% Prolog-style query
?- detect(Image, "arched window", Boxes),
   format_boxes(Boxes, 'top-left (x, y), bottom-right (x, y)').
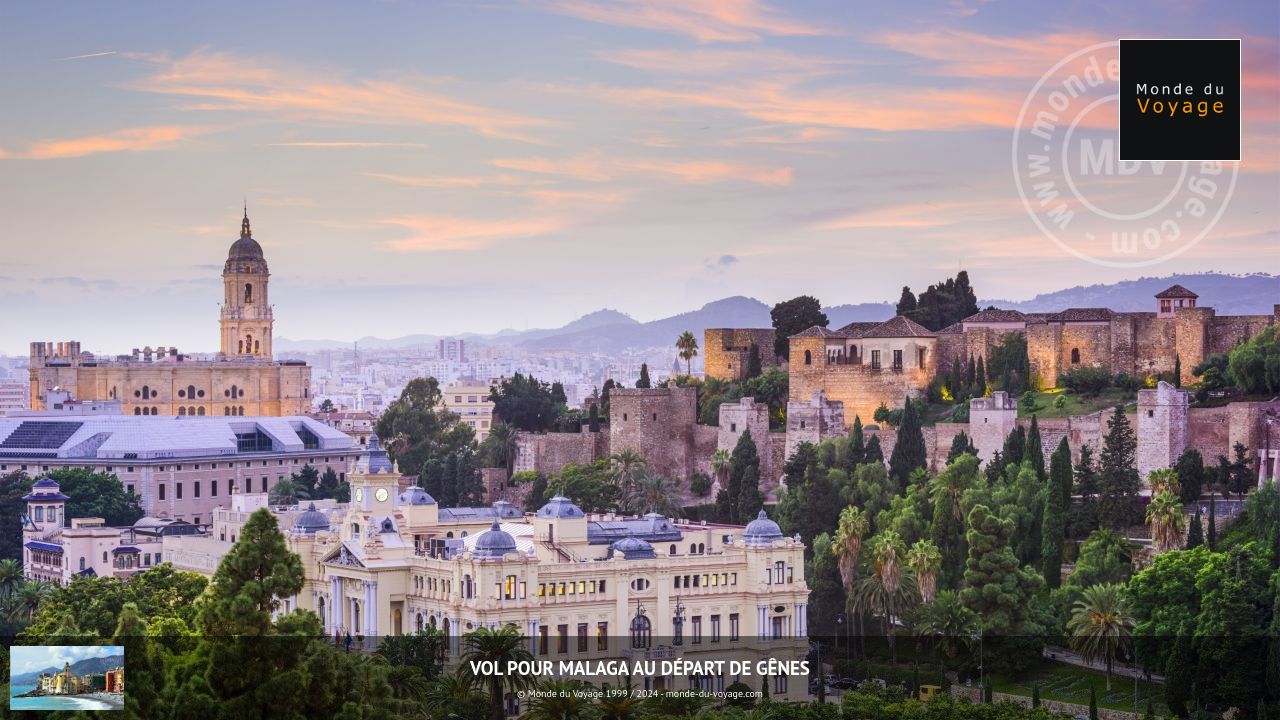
top-left (142, 385), bottom-right (150, 399)
top-left (698, 543), bottom-right (705, 554)
top-left (178, 407), bottom-right (186, 416)
top-left (254, 339), bottom-right (260, 354)
top-left (630, 613), bottom-right (652, 649)
top-left (244, 283), bottom-right (253, 303)
top-left (197, 407), bottom-right (205, 416)
top-left (134, 407), bottom-right (142, 416)
top-left (463, 575), bottom-right (474, 599)
top-left (34, 507), bottom-right (43, 522)
top-left (79, 557), bottom-right (85, 571)
top-left (245, 334), bottom-right (254, 354)
top-left (102, 551), bottom-right (108, 563)
top-left (1071, 348), bottom-right (1081, 364)
top-left (187, 385), bottom-right (196, 400)
top-left (670, 544), bottom-right (677, 556)
top-left (803, 350), bottom-right (812, 365)
top-left (188, 406), bottom-right (196, 416)
top-left (416, 614), bottom-right (423, 633)
top-left (238, 340), bottom-right (244, 353)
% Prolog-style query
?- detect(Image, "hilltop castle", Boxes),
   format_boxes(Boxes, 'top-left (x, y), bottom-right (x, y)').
top-left (27, 209), bottom-right (312, 416)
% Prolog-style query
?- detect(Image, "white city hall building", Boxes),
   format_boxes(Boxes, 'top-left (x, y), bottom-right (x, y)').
top-left (164, 435), bottom-right (812, 702)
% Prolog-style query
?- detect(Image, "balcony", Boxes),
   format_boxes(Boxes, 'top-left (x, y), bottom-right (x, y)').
top-left (623, 644), bottom-right (678, 661)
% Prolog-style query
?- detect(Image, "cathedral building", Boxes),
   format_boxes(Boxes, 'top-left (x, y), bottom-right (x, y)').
top-left (27, 209), bottom-right (312, 417)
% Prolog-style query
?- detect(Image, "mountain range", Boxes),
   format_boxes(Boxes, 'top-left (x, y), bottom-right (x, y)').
top-left (274, 273), bottom-right (1278, 354)
top-left (11, 654), bottom-right (125, 685)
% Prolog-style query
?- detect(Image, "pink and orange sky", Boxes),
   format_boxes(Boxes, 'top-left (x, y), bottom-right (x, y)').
top-left (1, 0), bottom-right (1277, 354)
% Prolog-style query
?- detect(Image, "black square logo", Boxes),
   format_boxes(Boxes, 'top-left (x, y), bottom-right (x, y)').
top-left (1119, 39), bottom-right (1240, 161)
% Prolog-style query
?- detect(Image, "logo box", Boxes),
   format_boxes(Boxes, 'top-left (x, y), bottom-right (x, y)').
top-left (1119, 39), bottom-right (1241, 161)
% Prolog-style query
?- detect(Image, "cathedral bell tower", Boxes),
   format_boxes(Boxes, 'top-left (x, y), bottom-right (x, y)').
top-left (220, 206), bottom-right (274, 358)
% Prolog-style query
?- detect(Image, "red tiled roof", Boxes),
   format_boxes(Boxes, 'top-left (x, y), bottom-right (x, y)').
top-left (1155, 284), bottom-right (1198, 299)
top-left (790, 325), bottom-right (843, 339)
top-left (862, 315), bottom-right (936, 338)
top-left (962, 308), bottom-right (1028, 324)
top-left (835, 321), bottom-right (882, 338)
top-left (1046, 308), bottom-right (1116, 323)
top-left (937, 322), bottom-right (964, 334)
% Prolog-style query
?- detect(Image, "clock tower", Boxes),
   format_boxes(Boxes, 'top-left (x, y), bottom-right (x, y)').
top-left (347, 433), bottom-right (399, 526)
top-left (220, 206), bottom-right (274, 358)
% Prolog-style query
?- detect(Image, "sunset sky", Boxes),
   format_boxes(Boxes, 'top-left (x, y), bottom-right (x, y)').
top-left (1, 0), bottom-right (1277, 354)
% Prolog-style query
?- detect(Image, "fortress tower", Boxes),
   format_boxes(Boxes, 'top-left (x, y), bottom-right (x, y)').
top-left (1137, 380), bottom-right (1190, 489)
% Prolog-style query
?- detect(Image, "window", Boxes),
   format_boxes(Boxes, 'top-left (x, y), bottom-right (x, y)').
top-left (33, 507), bottom-right (43, 522)
top-left (557, 625), bottom-right (568, 654)
top-left (730, 614), bottom-right (740, 641)
top-left (871, 350), bottom-right (881, 369)
top-left (892, 349), bottom-right (903, 369)
top-left (630, 613), bottom-right (651, 649)
top-left (773, 676), bottom-right (788, 695)
top-left (803, 350), bottom-right (812, 365)
top-left (597, 622), bottom-right (608, 651)
top-left (126, 484), bottom-right (134, 495)
top-left (730, 423), bottom-right (736, 432)
top-left (176, 483), bottom-right (183, 500)
top-left (539, 626), bottom-right (549, 655)
top-left (262, 477), bottom-right (268, 492)
top-left (577, 623), bottom-right (588, 652)
top-left (1071, 347), bottom-right (1081, 364)
top-left (711, 615), bottom-right (721, 642)
top-left (211, 481), bottom-right (217, 497)
top-left (692, 616), bottom-right (702, 644)
top-left (159, 484), bottom-right (166, 501)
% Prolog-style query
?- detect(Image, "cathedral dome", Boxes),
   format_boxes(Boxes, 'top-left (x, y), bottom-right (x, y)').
top-left (225, 209), bottom-right (267, 269)
top-left (742, 510), bottom-right (783, 547)
top-left (473, 520), bottom-right (518, 559)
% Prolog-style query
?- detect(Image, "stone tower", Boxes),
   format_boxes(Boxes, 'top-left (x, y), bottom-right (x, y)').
top-left (1137, 380), bottom-right (1189, 489)
top-left (969, 391), bottom-right (1018, 468)
top-left (220, 206), bottom-right (274, 358)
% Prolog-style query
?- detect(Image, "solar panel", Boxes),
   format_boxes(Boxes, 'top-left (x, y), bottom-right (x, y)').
top-left (0, 421), bottom-right (84, 450)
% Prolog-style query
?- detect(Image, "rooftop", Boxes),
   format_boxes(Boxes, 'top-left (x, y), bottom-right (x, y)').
top-left (1155, 284), bottom-right (1199, 299)
top-left (861, 315), bottom-right (936, 339)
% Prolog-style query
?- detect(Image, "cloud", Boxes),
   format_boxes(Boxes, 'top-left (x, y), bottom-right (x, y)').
top-left (362, 171), bottom-right (549, 188)
top-left (717, 254), bottom-right (738, 266)
top-left (814, 199), bottom-right (1024, 230)
top-left (492, 150), bottom-right (792, 185)
top-left (871, 29), bottom-right (1107, 79)
top-left (56, 50), bottom-right (117, 61)
top-left (264, 141), bottom-right (428, 149)
top-left (379, 214), bottom-right (570, 252)
top-left (10, 125), bottom-right (208, 160)
top-left (123, 48), bottom-right (552, 142)
top-left (597, 47), bottom-right (854, 77)
top-left (539, 0), bottom-right (836, 43)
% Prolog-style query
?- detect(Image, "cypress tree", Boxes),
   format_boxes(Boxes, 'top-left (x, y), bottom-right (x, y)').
top-left (728, 429), bottom-right (760, 524)
top-left (588, 403), bottom-right (600, 432)
top-left (1097, 406), bottom-right (1140, 530)
top-left (746, 343), bottom-right (763, 379)
top-left (1041, 437), bottom-right (1071, 588)
top-left (889, 398), bottom-right (927, 491)
top-left (636, 363), bottom-right (651, 389)
top-left (738, 465), bottom-right (763, 521)
top-left (967, 354), bottom-right (976, 390)
top-left (1207, 495), bottom-right (1217, 549)
top-left (951, 356), bottom-right (964, 398)
top-left (865, 434), bottom-right (884, 464)
top-left (1174, 356), bottom-right (1182, 388)
top-left (1003, 426), bottom-right (1026, 471)
top-left (975, 356), bottom-right (987, 396)
top-left (985, 450), bottom-right (1005, 485)
top-left (1185, 509), bottom-right (1203, 549)
top-left (947, 431), bottom-right (977, 464)
top-left (1025, 415), bottom-right (1045, 480)
top-left (847, 416), bottom-right (866, 469)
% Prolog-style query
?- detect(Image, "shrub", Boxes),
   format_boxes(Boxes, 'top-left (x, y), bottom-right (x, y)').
top-left (1114, 373), bottom-right (1142, 392)
top-left (1053, 395), bottom-right (1067, 410)
top-left (1059, 366), bottom-right (1113, 396)
top-left (690, 473), bottom-right (712, 497)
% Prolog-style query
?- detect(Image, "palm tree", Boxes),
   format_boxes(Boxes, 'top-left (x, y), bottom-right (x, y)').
top-left (912, 590), bottom-right (978, 661)
top-left (676, 331), bottom-right (699, 376)
top-left (487, 421), bottom-right (519, 475)
top-left (460, 625), bottom-right (536, 720)
top-left (609, 450), bottom-right (647, 493)
top-left (1145, 490), bottom-right (1186, 553)
top-left (9, 580), bottom-right (54, 622)
top-left (624, 473), bottom-right (684, 517)
top-left (711, 449), bottom-right (732, 493)
top-left (832, 506), bottom-right (869, 588)
top-left (1067, 583), bottom-right (1134, 691)
top-left (870, 530), bottom-right (905, 594)
top-left (906, 539), bottom-right (942, 603)
top-left (0, 559), bottom-right (22, 600)
top-left (598, 693), bottom-right (639, 720)
top-left (1146, 468), bottom-right (1181, 497)
top-left (424, 673), bottom-right (487, 717)
top-left (525, 678), bottom-right (594, 720)
top-left (851, 530), bottom-right (919, 659)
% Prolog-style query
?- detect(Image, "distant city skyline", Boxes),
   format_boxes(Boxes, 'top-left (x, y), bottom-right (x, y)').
top-left (1, 1), bottom-right (1276, 356)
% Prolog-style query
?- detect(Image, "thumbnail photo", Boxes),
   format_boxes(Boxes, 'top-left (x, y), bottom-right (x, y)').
top-left (9, 646), bottom-right (124, 711)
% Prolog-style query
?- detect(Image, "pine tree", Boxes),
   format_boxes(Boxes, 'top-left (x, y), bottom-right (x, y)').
top-left (889, 399), bottom-right (927, 491)
top-left (746, 343), bottom-right (763, 379)
top-left (961, 505), bottom-right (1042, 637)
top-left (847, 416), bottom-right (866, 469)
top-left (1185, 509), bottom-right (1203, 548)
top-left (1207, 495), bottom-right (1217, 549)
top-left (1041, 438), bottom-right (1071, 588)
top-left (1025, 415), bottom-right (1045, 480)
top-left (897, 286), bottom-right (918, 314)
top-left (636, 364), bottom-right (651, 389)
top-left (865, 434), bottom-right (884, 464)
top-left (1097, 406), bottom-right (1140, 530)
top-left (1003, 426), bottom-right (1026, 471)
top-left (947, 431), bottom-right (977, 464)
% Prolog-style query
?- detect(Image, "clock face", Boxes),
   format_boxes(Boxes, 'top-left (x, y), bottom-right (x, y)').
top-left (355, 488), bottom-right (364, 502)
top-left (375, 488), bottom-right (389, 503)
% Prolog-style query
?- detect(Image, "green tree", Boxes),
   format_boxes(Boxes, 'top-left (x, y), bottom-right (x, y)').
top-left (727, 429), bottom-right (760, 524)
top-left (377, 377), bottom-right (476, 475)
top-left (636, 363), bottom-right (652, 389)
top-left (851, 530), bottom-right (918, 655)
top-left (865, 434), bottom-right (884, 464)
top-left (588, 403), bottom-right (600, 433)
top-left (487, 373), bottom-right (565, 433)
top-left (1174, 447), bottom-right (1204, 504)
top-left (906, 539), bottom-right (941, 603)
top-left (1185, 508), bottom-right (1203, 549)
top-left (960, 504), bottom-right (1044, 671)
top-left (44, 467), bottom-right (145, 527)
top-left (988, 332), bottom-right (1032, 395)
top-left (1067, 584), bottom-right (1133, 690)
top-left (1041, 438), bottom-right (1071, 588)
top-left (1227, 324), bottom-right (1280, 394)
top-left (318, 398), bottom-right (336, 413)
top-left (315, 467), bottom-right (344, 500)
top-left (898, 272), bottom-right (979, 331)
top-left (889, 397), bottom-right (927, 491)
top-left (1145, 490), bottom-right (1186, 553)
top-left (269, 477), bottom-right (308, 505)
top-left (676, 331), bottom-right (699, 376)
top-left (1097, 406), bottom-right (1140, 530)
top-left (833, 506), bottom-right (869, 590)
top-left (947, 431), bottom-right (977, 464)
top-left (896, 286), bottom-right (918, 315)
top-left (1025, 416), bottom-right (1045, 479)
top-left (929, 454), bottom-right (982, 590)
top-left (1206, 494), bottom-right (1217, 550)
top-left (770, 295), bottom-right (828, 359)
top-left (1002, 426), bottom-right (1026, 472)
top-left (1067, 529), bottom-right (1134, 588)
top-left (460, 625), bottom-right (536, 720)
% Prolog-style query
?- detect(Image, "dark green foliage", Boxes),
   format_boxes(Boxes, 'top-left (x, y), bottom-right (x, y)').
top-left (22, 563), bottom-right (207, 639)
top-left (947, 431), bottom-right (977, 464)
top-left (1174, 356), bottom-right (1182, 388)
top-left (896, 286), bottom-right (917, 314)
top-left (588, 403), bottom-right (600, 432)
top-left (738, 464), bottom-right (763, 521)
top-left (770, 295), bottom-right (828, 358)
top-left (897, 271), bottom-right (979, 331)
top-left (1088, 688), bottom-right (1098, 720)
top-left (487, 373), bottom-right (568, 432)
top-left (1229, 441), bottom-right (1257, 497)
top-left (317, 398), bottom-right (336, 413)
top-left (291, 463), bottom-right (320, 496)
top-left (1041, 438), bottom-right (1071, 589)
top-left (847, 416), bottom-right (866, 469)
top-left (1228, 325), bottom-right (1280, 394)
top-left (1058, 366), bottom-right (1113, 396)
top-left (1067, 529), bottom-right (1134, 588)
top-left (1174, 448), bottom-right (1204, 503)
top-left (960, 504), bottom-right (1044, 670)
top-left (48, 467), bottom-right (145, 528)
top-left (1002, 426), bottom-right (1026, 472)
top-left (376, 377), bottom-right (476, 475)
top-left (1031, 684), bottom-right (1040, 708)
top-left (989, 332), bottom-right (1032, 395)
top-left (1097, 406), bottom-right (1140, 530)
top-left (807, 534), bottom-right (844, 635)
top-left (727, 429), bottom-right (761, 524)
top-left (0, 471), bottom-right (36, 561)
top-left (974, 355), bottom-right (987, 397)
top-left (865, 434), bottom-right (884, 464)
top-left (636, 363), bottom-right (651, 389)
top-left (689, 472), bottom-right (712, 497)
top-left (1206, 494), bottom-right (1216, 549)
top-left (888, 397), bottom-right (927, 491)
top-left (1025, 416), bottom-right (1045, 480)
